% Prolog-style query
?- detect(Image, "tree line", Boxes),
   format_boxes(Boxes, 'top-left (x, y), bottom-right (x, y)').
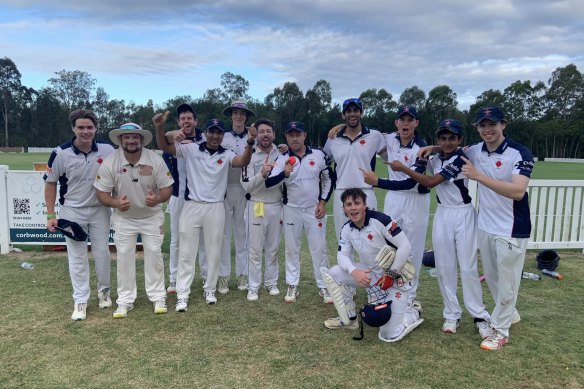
top-left (1, 57), bottom-right (583, 158)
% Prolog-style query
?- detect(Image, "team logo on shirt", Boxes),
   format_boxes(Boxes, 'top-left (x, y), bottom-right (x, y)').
top-left (97, 156), bottom-right (103, 165)
top-left (367, 233), bottom-right (373, 241)
top-left (359, 139), bottom-right (366, 145)
top-left (495, 159), bottom-right (502, 168)
top-left (217, 159), bottom-right (223, 165)
top-left (404, 155), bottom-right (409, 162)
top-left (389, 221), bottom-right (398, 233)
top-left (309, 160), bottom-right (315, 166)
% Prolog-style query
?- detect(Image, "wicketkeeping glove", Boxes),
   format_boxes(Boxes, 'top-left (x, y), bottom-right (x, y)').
top-left (374, 245), bottom-right (416, 284)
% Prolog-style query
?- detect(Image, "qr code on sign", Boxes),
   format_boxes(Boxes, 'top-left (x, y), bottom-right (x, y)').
top-left (13, 198), bottom-right (30, 214)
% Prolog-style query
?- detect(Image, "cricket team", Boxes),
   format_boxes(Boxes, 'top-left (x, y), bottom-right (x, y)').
top-left (44, 99), bottom-right (533, 351)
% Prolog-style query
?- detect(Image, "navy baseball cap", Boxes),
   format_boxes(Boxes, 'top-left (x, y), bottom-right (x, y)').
top-left (436, 119), bottom-right (463, 136)
top-left (473, 105), bottom-right (506, 125)
top-left (342, 98), bottom-right (363, 113)
top-left (396, 105), bottom-right (418, 119)
top-left (55, 219), bottom-right (88, 242)
top-left (176, 103), bottom-right (196, 118)
top-left (285, 121), bottom-right (305, 133)
top-left (205, 118), bottom-right (226, 132)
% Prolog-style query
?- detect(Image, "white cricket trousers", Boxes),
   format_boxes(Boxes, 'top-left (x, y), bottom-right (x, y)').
top-left (384, 191), bottom-right (430, 301)
top-left (283, 204), bottom-right (328, 288)
top-left (479, 230), bottom-right (528, 337)
top-left (168, 196), bottom-right (207, 284)
top-left (322, 264), bottom-right (419, 341)
top-left (59, 204), bottom-right (112, 305)
top-left (433, 203), bottom-right (489, 321)
top-left (220, 183), bottom-right (248, 278)
top-left (245, 201), bottom-right (283, 291)
top-left (111, 212), bottom-right (166, 305)
top-left (332, 188), bottom-right (378, 241)
top-left (177, 201), bottom-right (225, 298)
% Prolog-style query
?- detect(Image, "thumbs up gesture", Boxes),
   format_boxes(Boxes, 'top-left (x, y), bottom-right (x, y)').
top-left (145, 190), bottom-right (158, 207)
top-left (118, 194), bottom-right (130, 212)
top-left (152, 111), bottom-right (170, 129)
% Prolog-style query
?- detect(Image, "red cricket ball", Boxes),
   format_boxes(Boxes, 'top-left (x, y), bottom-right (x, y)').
top-left (288, 156), bottom-right (296, 165)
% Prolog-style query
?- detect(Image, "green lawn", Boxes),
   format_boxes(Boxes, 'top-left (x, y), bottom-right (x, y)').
top-left (1, 152), bottom-right (584, 388)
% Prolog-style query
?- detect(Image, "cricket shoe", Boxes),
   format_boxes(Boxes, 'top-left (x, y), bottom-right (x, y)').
top-left (474, 319), bottom-right (493, 339)
top-left (379, 318), bottom-right (424, 343)
top-left (153, 299), bottom-right (168, 314)
top-left (441, 319), bottom-right (460, 334)
top-left (319, 288), bottom-right (333, 304)
top-left (480, 331), bottom-right (509, 350)
top-left (237, 275), bottom-right (249, 291)
top-left (176, 298), bottom-right (188, 312)
top-left (204, 290), bottom-right (217, 305)
top-left (217, 276), bottom-right (230, 294)
top-left (284, 285), bottom-right (299, 303)
top-left (167, 282), bottom-right (177, 294)
top-left (71, 303), bottom-right (87, 321)
top-left (265, 285), bottom-right (280, 296)
top-left (324, 316), bottom-right (359, 330)
top-left (113, 304), bottom-right (134, 319)
top-left (247, 288), bottom-right (259, 302)
top-left (98, 288), bottom-right (112, 309)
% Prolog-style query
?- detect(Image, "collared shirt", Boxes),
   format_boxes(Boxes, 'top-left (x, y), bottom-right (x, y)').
top-left (337, 209), bottom-right (411, 275)
top-left (380, 132), bottom-right (430, 194)
top-left (175, 142), bottom-right (237, 203)
top-left (163, 129), bottom-right (203, 198)
top-left (44, 138), bottom-right (115, 207)
top-left (240, 144), bottom-right (283, 204)
top-left (428, 148), bottom-right (472, 205)
top-left (94, 148), bottom-right (174, 219)
top-left (266, 146), bottom-right (333, 208)
top-left (465, 137), bottom-right (534, 238)
top-left (323, 126), bottom-right (385, 190)
top-left (222, 128), bottom-right (249, 184)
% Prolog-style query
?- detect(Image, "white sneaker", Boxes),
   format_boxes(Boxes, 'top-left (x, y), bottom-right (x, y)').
top-left (176, 298), bottom-right (188, 312)
top-left (237, 275), bottom-right (248, 291)
top-left (441, 319), bottom-right (460, 334)
top-left (475, 319), bottom-right (493, 339)
top-left (97, 288), bottom-right (112, 309)
top-left (265, 285), bottom-right (280, 296)
top-left (204, 290), bottom-right (217, 305)
top-left (217, 276), bottom-right (229, 294)
top-left (480, 331), bottom-right (509, 350)
top-left (324, 316), bottom-right (359, 330)
top-left (284, 285), bottom-right (299, 303)
top-left (113, 304), bottom-right (133, 319)
top-left (247, 289), bottom-right (259, 301)
top-left (167, 282), bottom-right (176, 294)
top-left (319, 288), bottom-right (333, 304)
top-left (380, 318), bottom-right (424, 343)
top-left (512, 311), bottom-right (521, 325)
top-left (71, 303), bottom-right (87, 321)
top-left (153, 299), bottom-right (168, 314)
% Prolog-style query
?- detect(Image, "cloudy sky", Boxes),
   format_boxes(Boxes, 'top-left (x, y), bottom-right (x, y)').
top-left (1, 0), bottom-right (583, 109)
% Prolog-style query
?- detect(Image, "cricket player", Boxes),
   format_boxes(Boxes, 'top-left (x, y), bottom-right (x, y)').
top-left (95, 123), bottom-right (174, 318)
top-left (321, 188), bottom-right (423, 342)
top-left (240, 118), bottom-right (283, 301)
top-left (219, 100), bottom-right (256, 293)
top-left (44, 109), bottom-right (114, 321)
top-left (161, 103), bottom-right (206, 293)
top-left (388, 119), bottom-right (491, 338)
top-left (154, 113), bottom-right (255, 309)
top-left (362, 105), bottom-right (430, 310)
top-left (266, 121), bottom-right (333, 304)
top-left (323, 98), bottom-right (386, 240)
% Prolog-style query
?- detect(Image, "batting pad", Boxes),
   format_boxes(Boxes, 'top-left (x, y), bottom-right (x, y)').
top-left (322, 270), bottom-right (351, 325)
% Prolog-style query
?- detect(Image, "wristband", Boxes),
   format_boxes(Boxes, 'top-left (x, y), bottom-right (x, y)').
top-left (47, 213), bottom-right (57, 220)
